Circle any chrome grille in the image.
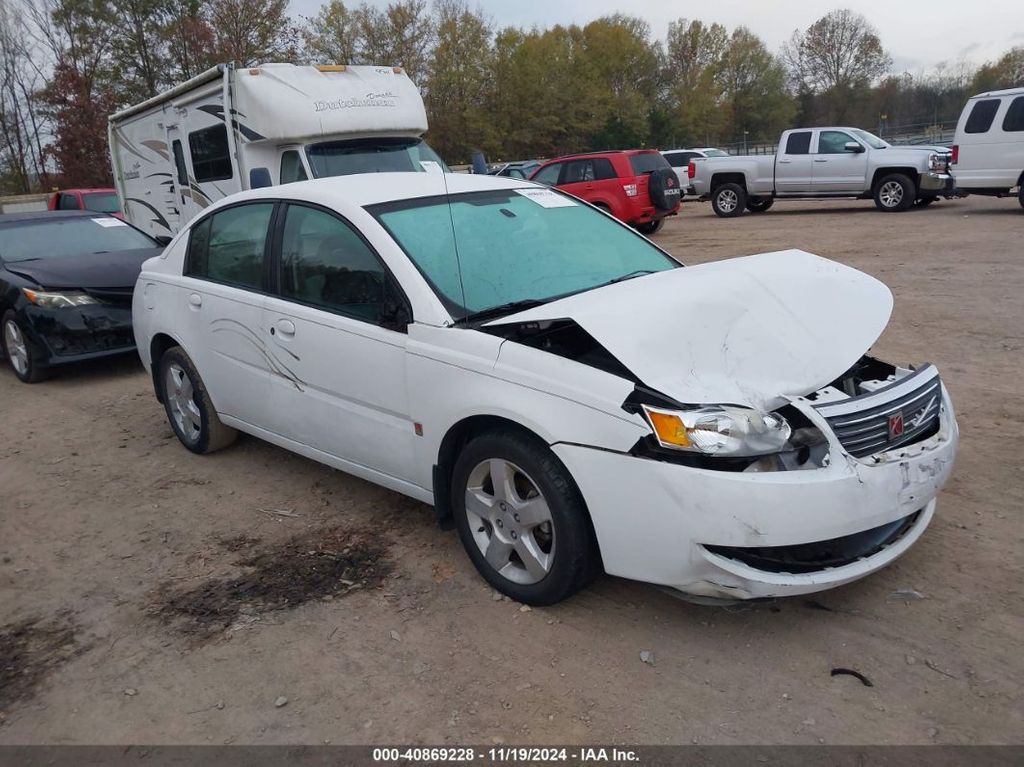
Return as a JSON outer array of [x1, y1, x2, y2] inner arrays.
[[814, 366, 942, 458]]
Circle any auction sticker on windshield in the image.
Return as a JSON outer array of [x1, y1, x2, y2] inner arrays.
[[516, 188, 577, 208], [92, 218, 127, 227]]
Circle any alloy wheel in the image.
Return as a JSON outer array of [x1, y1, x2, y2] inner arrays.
[[464, 459, 556, 585], [879, 180, 904, 208], [717, 189, 738, 213], [165, 362, 202, 444], [4, 320, 29, 377]]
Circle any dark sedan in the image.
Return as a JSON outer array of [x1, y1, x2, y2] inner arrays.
[[0, 211, 163, 382]]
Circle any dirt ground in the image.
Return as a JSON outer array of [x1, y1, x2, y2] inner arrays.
[[0, 195, 1021, 746]]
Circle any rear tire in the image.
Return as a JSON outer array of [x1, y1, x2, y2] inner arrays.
[[635, 219, 664, 235], [451, 428, 599, 605], [2, 311, 49, 383], [873, 173, 915, 212], [159, 346, 237, 454], [746, 197, 774, 213], [711, 183, 746, 217]]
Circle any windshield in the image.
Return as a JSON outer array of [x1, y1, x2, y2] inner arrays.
[[371, 188, 679, 320], [851, 129, 889, 149], [703, 149, 728, 157], [306, 137, 449, 178], [629, 153, 671, 175], [0, 217, 155, 262], [82, 192, 120, 214]]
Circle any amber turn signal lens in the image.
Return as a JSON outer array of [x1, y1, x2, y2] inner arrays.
[[646, 410, 691, 448]]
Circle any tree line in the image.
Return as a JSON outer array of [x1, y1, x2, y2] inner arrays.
[[1, 0, 1022, 192]]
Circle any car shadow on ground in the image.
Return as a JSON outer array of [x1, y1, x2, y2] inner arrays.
[[39, 352, 144, 385]]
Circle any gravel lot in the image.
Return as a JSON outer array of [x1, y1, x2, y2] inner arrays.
[[0, 195, 1020, 745]]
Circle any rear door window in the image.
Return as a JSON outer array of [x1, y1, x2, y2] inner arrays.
[[187, 203, 274, 290], [1002, 97, 1024, 132], [563, 160, 596, 184], [965, 99, 1000, 134], [785, 132, 812, 155], [593, 158, 616, 180]]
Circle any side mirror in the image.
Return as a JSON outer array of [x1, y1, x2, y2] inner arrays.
[[249, 167, 273, 189], [844, 141, 865, 154], [154, 235, 172, 247]]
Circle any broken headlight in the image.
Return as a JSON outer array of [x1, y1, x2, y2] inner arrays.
[[642, 405, 792, 457], [23, 289, 100, 309]]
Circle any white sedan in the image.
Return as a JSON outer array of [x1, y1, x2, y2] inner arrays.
[[133, 173, 958, 605]]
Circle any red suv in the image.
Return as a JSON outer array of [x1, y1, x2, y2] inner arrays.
[[529, 150, 681, 234]]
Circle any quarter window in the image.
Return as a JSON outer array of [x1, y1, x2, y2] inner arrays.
[[188, 123, 233, 182], [785, 132, 812, 155], [531, 163, 561, 186], [187, 203, 273, 290], [279, 204, 390, 324], [965, 99, 1000, 134], [280, 150, 309, 184], [1002, 97, 1024, 132]]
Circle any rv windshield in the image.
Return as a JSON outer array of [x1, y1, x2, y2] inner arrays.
[[306, 137, 448, 178]]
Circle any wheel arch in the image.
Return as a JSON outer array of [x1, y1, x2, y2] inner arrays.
[[149, 332, 182, 403], [710, 172, 747, 192], [871, 167, 920, 191]]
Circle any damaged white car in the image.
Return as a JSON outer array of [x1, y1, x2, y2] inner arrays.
[[133, 173, 958, 605]]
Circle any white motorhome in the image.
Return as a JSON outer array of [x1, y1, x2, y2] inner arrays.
[[109, 63, 445, 237], [950, 87, 1024, 209]]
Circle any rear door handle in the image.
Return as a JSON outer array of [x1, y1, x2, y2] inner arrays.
[[275, 319, 296, 337], [188, 293, 202, 309], [778, 159, 792, 164]]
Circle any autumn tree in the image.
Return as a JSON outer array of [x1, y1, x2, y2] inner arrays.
[[303, 0, 360, 65], [663, 18, 728, 146], [972, 47, 1024, 93], [784, 9, 891, 123], [718, 27, 795, 144], [208, 0, 299, 67], [354, 0, 433, 80], [424, 0, 495, 163]]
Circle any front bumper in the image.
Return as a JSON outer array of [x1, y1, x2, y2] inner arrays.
[[553, 388, 958, 600], [24, 303, 136, 365], [920, 171, 954, 194]]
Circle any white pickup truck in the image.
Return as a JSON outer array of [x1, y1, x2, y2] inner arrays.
[[690, 127, 954, 217]]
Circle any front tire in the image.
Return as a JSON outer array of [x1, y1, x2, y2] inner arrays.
[[2, 311, 49, 383], [451, 428, 599, 605], [874, 173, 915, 212], [159, 346, 237, 454], [635, 218, 664, 235], [746, 196, 774, 213], [711, 183, 746, 217]]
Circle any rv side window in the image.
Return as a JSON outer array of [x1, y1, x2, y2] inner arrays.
[[172, 140, 189, 186], [188, 124, 232, 182], [965, 99, 1000, 134], [1003, 97, 1024, 132], [280, 151, 308, 184]]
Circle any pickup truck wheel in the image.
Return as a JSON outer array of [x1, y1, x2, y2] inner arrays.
[[874, 173, 915, 212], [711, 183, 746, 217], [635, 219, 664, 235], [746, 197, 774, 213]]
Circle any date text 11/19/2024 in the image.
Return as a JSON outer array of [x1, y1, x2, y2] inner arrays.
[[372, 746, 640, 763]]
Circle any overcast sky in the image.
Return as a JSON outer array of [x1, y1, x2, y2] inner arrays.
[[290, 0, 1024, 72]]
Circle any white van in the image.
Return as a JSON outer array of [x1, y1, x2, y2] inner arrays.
[[109, 63, 446, 237], [951, 87, 1024, 209]]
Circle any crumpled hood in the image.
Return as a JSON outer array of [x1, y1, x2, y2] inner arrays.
[[488, 249, 893, 410], [4, 248, 160, 289]]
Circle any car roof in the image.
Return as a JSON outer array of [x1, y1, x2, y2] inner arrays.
[[0, 210, 106, 225], [207, 172, 539, 212], [969, 87, 1024, 99], [539, 149, 658, 164]]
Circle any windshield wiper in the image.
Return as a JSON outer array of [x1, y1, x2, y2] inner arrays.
[[455, 299, 547, 326], [603, 269, 657, 286]]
